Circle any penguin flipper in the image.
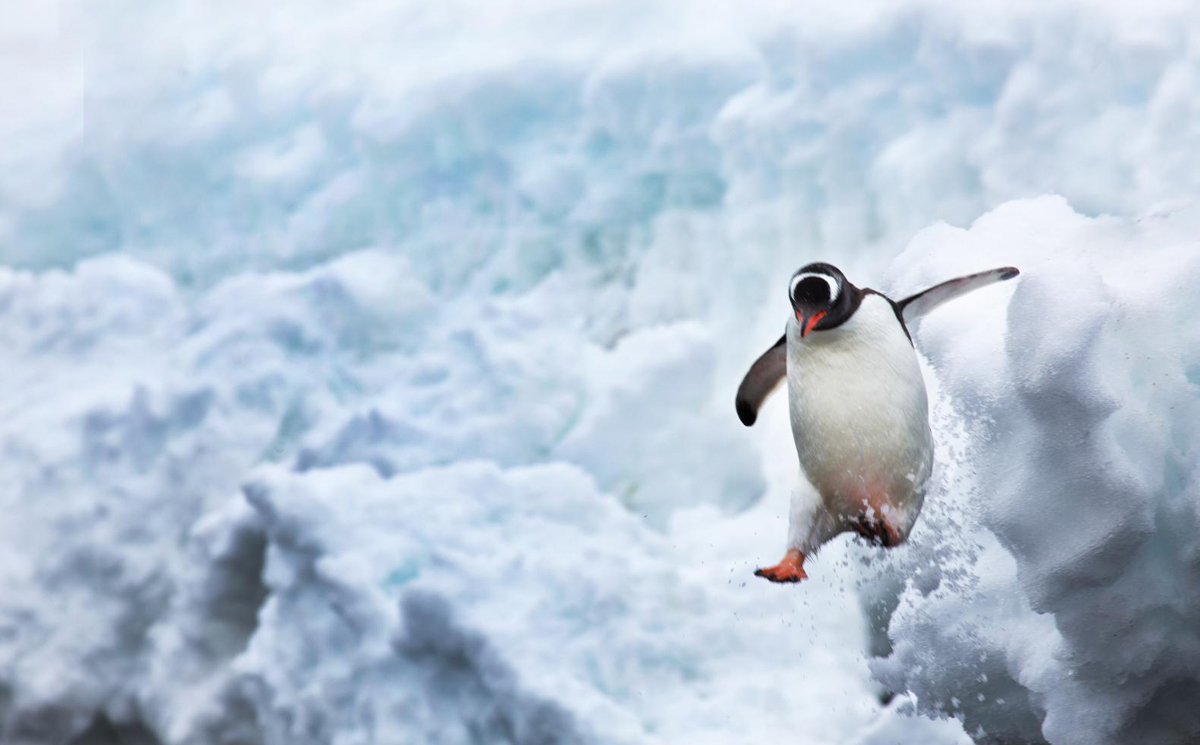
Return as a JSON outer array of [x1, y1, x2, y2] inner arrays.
[[898, 266, 1019, 320], [735, 333, 786, 426]]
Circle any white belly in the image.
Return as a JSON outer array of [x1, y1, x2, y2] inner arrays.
[[786, 296, 932, 523]]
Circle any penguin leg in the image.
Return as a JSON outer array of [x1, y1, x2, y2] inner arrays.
[[755, 480, 839, 583], [755, 549, 807, 583]]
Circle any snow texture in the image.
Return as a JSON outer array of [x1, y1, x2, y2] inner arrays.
[[875, 197, 1200, 745], [2, 1, 1200, 743]]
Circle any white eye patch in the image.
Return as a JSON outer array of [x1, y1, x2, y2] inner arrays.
[[790, 272, 840, 304]]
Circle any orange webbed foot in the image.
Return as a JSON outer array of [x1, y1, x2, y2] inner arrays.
[[754, 549, 808, 583]]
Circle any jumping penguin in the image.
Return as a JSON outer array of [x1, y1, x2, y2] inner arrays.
[[736, 263, 1019, 582]]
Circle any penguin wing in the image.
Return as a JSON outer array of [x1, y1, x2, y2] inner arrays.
[[736, 333, 787, 426], [898, 266, 1019, 320]]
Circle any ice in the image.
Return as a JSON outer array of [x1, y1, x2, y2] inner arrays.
[[3, 1, 1200, 743]]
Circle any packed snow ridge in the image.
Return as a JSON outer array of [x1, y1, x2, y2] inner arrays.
[[3, 1, 1200, 743]]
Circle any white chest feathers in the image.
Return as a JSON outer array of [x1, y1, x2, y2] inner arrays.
[[786, 295, 933, 516]]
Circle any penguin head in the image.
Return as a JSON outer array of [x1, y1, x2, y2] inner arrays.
[[788, 262, 856, 337]]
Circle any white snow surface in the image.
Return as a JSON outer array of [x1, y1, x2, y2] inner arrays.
[[2, 1, 1200, 743]]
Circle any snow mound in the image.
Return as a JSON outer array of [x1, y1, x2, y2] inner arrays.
[[876, 196, 1200, 745]]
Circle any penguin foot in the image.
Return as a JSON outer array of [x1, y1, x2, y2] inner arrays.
[[851, 514, 901, 548], [754, 549, 808, 583]]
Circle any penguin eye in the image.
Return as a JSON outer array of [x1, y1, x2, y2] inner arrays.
[[790, 273, 839, 306]]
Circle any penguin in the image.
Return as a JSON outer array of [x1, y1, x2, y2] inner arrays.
[[735, 262, 1019, 582]]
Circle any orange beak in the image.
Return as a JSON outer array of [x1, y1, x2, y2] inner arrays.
[[797, 309, 826, 338]]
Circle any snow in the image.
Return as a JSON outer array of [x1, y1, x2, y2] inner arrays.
[[2, 1, 1200, 743], [878, 197, 1200, 745]]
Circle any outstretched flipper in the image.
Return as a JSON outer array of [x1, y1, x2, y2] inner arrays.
[[735, 334, 786, 426], [898, 266, 1019, 320]]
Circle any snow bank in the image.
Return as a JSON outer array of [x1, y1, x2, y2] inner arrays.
[[3, 1, 1200, 743], [876, 196, 1200, 744]]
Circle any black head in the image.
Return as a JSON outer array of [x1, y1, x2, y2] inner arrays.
[[788, 262, 863, 337]]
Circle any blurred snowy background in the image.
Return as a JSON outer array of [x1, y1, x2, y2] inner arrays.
[[3, 1, 1200, 743]]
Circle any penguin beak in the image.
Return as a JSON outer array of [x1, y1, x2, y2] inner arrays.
[[796, 309, 827, 338]]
